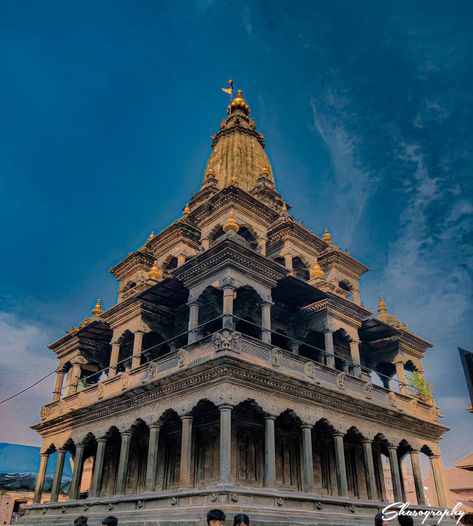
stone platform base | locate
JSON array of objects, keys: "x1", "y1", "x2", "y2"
[{"x1": 20, "y1": 486, "x2": 457, "y2": 526}]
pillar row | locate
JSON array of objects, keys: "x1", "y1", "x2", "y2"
[
  {"x1": 219, "y1": 405, "x2": 233, "y2": 484},
  {"x1": 301, "y1": 424, "x2": 314, "y2": 493},
  {"x1": 388, "y1": 446, "x2": 403, "y2": 501},
  {"x1": 264, "y1": 415, "x2": 276, "y2": 487},
  {"x1": 333, "y1": 433, "x2": 348, "y2": 497},
  {"x1": 89, "y1": 438, "x2": 106, "y2": 498},
  {"x1": 115, "y1": 431, "x2": 132, "y2": 495},
  {"x1": 145, "y1": 424, "x2": 161, "y2": 491},
  {"x1": 362, "y1": 439, "x2": 377, "y2": 500},
  {"x1": 33, "y1": 453, "x2": 49, "y2": 503},
  {"x1": 50, "y1": 448, "x2": 66, "y2": 502},
  {"x1": 69, "y1": 444, "x2": 85, "y2": 500},
  {"x1": 180, "y1": 415, "x2": 193, "y2": 487},
  {"x1": 131, "y1": 331, "x2": 144, "y2": 369},
  {"x1": 108, "y1": 342, "x2": 120, "y2": 379},
  {"x1": 261, "y1": 301, "x2": 272, "y2": 344},
  {"x1": 324, "y1": 330, "x2": 335, "y2": 369}
]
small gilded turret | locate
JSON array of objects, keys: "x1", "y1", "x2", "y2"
[
  {"x1": 310, "y1": 259, "x2": 324, "y2": 280},
  {"x1": 148, "y1": 231, "x2": 155, "y2": 242},
  {"x1": 148, "y1": 260, "x2": 163, "y2": 280},
  {"x1": 92, "y1": 298, "x2": 103, "y2": 317},
  {"x1": 378, "y1": 296, "x2": 388, "y2": 313},
  {"x1": 228, "y1": 89, "x2": 251, "y2": 116},
  {"x1": 183, "y1": 203, "x2": 190, "y2": 216},
  {"x1": 223, "y1": 210, "x2": 240, "y2": 234},
  {"x1": 322, "y1": 228, "x2": 333, "y2": 245}
]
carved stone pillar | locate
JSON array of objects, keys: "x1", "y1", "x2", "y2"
[
  {"x1": 394, "y1": 359, "x2": 407, "y2": 394},
  {"x1": 52, "y1": 369, "x2": 65, "y2": 402},
  {"x1": 131, "y1": 330, "x2": 144, "y2": 369},
  {"x1": 261, "y1": 301, "x2": 272, "y2": 344},
  {"x1": 116, "y1": 431, "x2": 132, "y2": 495},
  {"x1": 257, "y1": 238, "x2": 267, "y2": 256},
  {"x1": 324, "y1": 330, "x2": 335, "y2": 369},
  {"x1": 353, "y1": 287, "x2": 361, "y2": 305},
  {"x1": 89, "y1": 438, "x2": 106, "y2": 498},
  {"x1": 70, "y1": 361, "x2": 82, "y2": 395},
  {"x1": 388, "y1": 446, "x2": 403, "y2": 501},
  {"x1": 349, "y1": 340, "x2": 362, "y2": 378},
  {"x1": 51, "y1": 448, "x2": 66, "y2": 502},
  {"x1": 145, "y1": 424, "x2": 161, "y2": 491},
  {"x1": 69, "y1": 444, "x2": 85, "y2": 500},
  {"x1": 177, "y1": 254, "x2": 186, "y2": 267},
  {"x1": 410, "y1": 450, "x2": 425, "y2": 505},
  {"x1": 430, "y1": 454, "x2": 449, "y2": 507},
  {"x1": 108, "y1": 341, "x2": 120, "y2": 379},
  {"x1": 201, "y1": 238, "x2": 210, "y2": 251},
  {"x1": 33, "y1": 452, "x2": 49, "y2": 503},
  {"x1": 362, "y1": 439, "x2": 377, "y2": 500},
  {"x1": 333, "y1": 433, "x2": 348, "y2": 497},
  {"x1": 187, "y1": 299, "x2": 200, "y2": 344},
  {"x1": 264, "y1": 415, "x2": 276, "y2": 487},
  {"x1": 219, "y1": 405, "x2": 233, "y2": 484},
  {"x1": 289, "y1": 341, "x2": 300, "y2": 355},
  {"x1": 284, "y1": 254, "x2": 293, "y2": 271},
  {"x1": 301, "y1": 424, "x2": 314, "y2": 492},
  {"x1": 222, "y1": 285, "x2": 235, "y2": 329},
  {"x1": 180, "y1": 414, "x2": 193, "y2": 487}
]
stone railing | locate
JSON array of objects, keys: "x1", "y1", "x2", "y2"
[{"x1": 40, "y1": 329, "x2": 439, "y2": 424}]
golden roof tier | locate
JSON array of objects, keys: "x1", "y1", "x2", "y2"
[{"x1": 203, "y1": 89, "x2": 275, "y2": 192}]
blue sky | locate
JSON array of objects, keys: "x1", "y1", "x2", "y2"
[{"x1": 0, "y1": 0, "x2": 472, "y2": 467}]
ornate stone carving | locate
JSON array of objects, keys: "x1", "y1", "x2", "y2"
[
  {"x1": 276, "y1": 497, "x2": 284, "y2": 507},
  {"x1": 177, "y1": 350, "x2": 188, "y2": 368},
  {"x1": 231, "y1": 493, "x2": 239, "y2": 502},
  {"x1": 40, "y1": 407, "x2": 49, "y2": 421},
  {"x1": 364, "y1": 382, "x2": 373, "y2": 399},
  {"x1": 170, "y1": 497, "x2": 178, "y2": 506},
  {"x1": 270, "y1": 348, "x2": 282, "y2": 367},
  {"x1": 212, "y1": 330, "x2": 241, "y2": 353},
  {"x1": 209, "y1": 493, "x2": 218, "y2": 503},
  {"x1": 107, "y1": 503, "x2": 114, "y2": 511},
  {"x1": 388, "y1": 392, "x2": 397, "y2": 407},
  {"x1": 315, "y1": 501, "x2": 323, "y2": 510},
  {"x1": 304, "y1": 361, "x2": 317, "y2": 379},
  {"x1": 136, "y1": 500, "x2": 144, "y2": 509},
  {"x1": 97, "y1": 383, "x2": 105, "y2": 400},
  {"x1": 121, "y1": 372, "x2": 130, "y2": 391},
  {"x1": 336, "y1": 372, "x2": 347, "y2": 390},
  {"x1": 409, "y1": 398, "x2": 418, "y2": 414}
]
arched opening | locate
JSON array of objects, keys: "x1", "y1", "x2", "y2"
[
  {"x1": 59, "y1": 439, "x2": 75, "y2": 500},
  {"x1": 339, "y1": 280, "x2": 354, "y2": 300},
  {"x1": 344, "y1": 427, "x2": 368, "y2": 499},
  {"x1": 333, "y1": 329, "x2": 351, "y2": 372},
  {"x1": 156, "y1": 410, "x2": 182, "y2": 490},
  {"x1": 77, "y1": 363, "x2": 101, "y2": 391},
  {"x1": 313, "y1": 419, "x2": 337, "y2": 496},
  {"x1": 126, "y1": 420, "x2": 149, "y2": 495},
  {"x1": 398, "y1": 439, "x2": 416, "y2": 504},
  {"x1": 99, "y1": 427, "x2": 121, "y2": 497},
  {"x1": 372, "y1": 433, "x2": 391, "y2": 502},
  {"x1": 77, "y1": 433, "x2": 97, "y2": 499},
  {"x1": 299, "y1": 331, "x2": 325, "y2": 363},
  {"x1": 233, "y1": 401, "x2": 264, "y2": 487},
  {"x1": 193, "y1": 400, "x2": 220, "y2": 487},
  {"x1": 271, "y1": 329, "x2": 291, "y2": 352},
  {"x1": 234, "y1": 286, "x2": 262, "y2": 339},
  {"x1": 237, "y1": 226, "x2": 258, "y2": 250},
  {"x1": 275, "y1": 410, "x2": 302, "y2": 490},
  {"x1": 292, "y1": 257, "x2": 310, "y2": 281},
  {"x1": 374, "y1": 362, "x2": 396, "y2": 390},
  {"x1": 141, "y1": 332, "x2": 170, "y2": 363},
  {"x1": 198, "y1": 286, "x2": 223, "y2": 335},
  {"x1": 274, "y1": 256, "x2": 285, "y2": 267},
  {"x1": 61, "y1": 362, "x2": 73, "y2": 397},
  {"x1": 164, "y1": 256, "x2": 178, "y2": 273},
  {"x1": 210, "y1": 226, "x2": 225, "y2": 245},
  {"x1": 117, "y1": 331, "x2": 134, "y2": 373}
]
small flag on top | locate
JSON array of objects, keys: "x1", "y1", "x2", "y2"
[{"x1": 221, "y1": 79, "x2": 234, "y2": 97}]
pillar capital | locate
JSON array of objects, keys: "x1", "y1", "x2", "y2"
[
  {"x1": 121, "y1": 430, "x2": 133, "y2": 438},
  {"x1": 263, "y1": 413, "x2": 277, "y2": 421},
  {"x1": 149, "y1": 422, "x2": 162, "y2": 430},
  {"x1": 180, "y1": 413, "x2": 194, "y2": 422},
  {"x1": 410, "y1": 448, "x2": 420, "y2": 455},
  {"x1": 361, "y1": 438, "x2": 373, "y2": 444},
  {"x1": 301, "y1": 423, "x2": 314, "y2": 430},
  {"x1": 332, "y1": 431, "x2": 345, "y2": 438},
  {"x1": 97, "y1": 437, "x2": 107, "y2": 444},
  {"x1": 40, "y1": 451, "x2": 49, "y2": 458},
  {"x1": 217, "y1": 403, "x2": 234, "y2": 411}
]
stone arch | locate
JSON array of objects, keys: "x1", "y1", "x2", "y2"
[
  {"x1": 374, "y1": 361, "x2": 396, "y2": 390},
  {"x1": 125, "y1": 419, "x2": 149, "y2": 495},
  {"x1": 117, "y1": 330, "x2": 134, "y2": 373},
  {"x1": 192, "y1": 400, "x2": 220, "y2": 486},
  {"x1": 198, "y1": 285, "x2": 223, "y2": 335},
  {"x1": 162, "y1": 255, "x2": 179, "y2": 273},
  {"x1": 299, "y1": 330, "x2": 325, "y2": 363},
  {"x1": 208, "y1": 224, "x2": 225, "y2": 245},
  {"x1": 344, "y1": 427, "x2": 368, "y2": 499},
  {"x1": 156, "y1": 410, "x2": 182, "y2": 490},
  {"x1": 141, "y1": 331, "x2": 170, "y2": 363},
  {"x1": 99, "y1": 426, "x2": 121, "y2": 497},
  {"x1": 234, "y1": 285, "x2": 263, "y2": 339},
  {"x1": 292, "y1": 256, "x2": 310, "y2": 281},
  {"x1": 312, "y1": 418, "x2": 338, "y2": 496},
  {"x1": 275, "y1": 409, "x2": 302, "y2": 490},
  {"x1": 333, "y1": 328, "x2": 351, "y2": 372},
  {"x1": 236, "y1": 224, "x2": 258, "y2": 250},
  {"x1": 76, "y1": 432, "x2": 97, "y2": 498}
]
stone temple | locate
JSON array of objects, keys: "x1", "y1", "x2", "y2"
[{"x1": 25, "y1": 90, "x2": 452, "y2": 525}]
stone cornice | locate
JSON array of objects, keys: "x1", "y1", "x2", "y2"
[
  {"x1": 267, "y1": 220, "x2": 328, "y2": 254},
  {"x1": 318, "y1": 249, "x2": 369, "y2": 278},
  {"x1": 145, "y1": 220, "x2": 201, "y2": 255},
  {"x1": 104, "y1": 298, "x2": 174, "y2": 329},
  {"x1": 109, "y1": 250, "x2": 155, "y2": 280},
  {"x1": 302, "y1": 296, "x2": 372, "y2": 324}
]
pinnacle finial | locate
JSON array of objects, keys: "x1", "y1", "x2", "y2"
[
  {"x1": 223, "y1": 209, "x2": 240, "y2": 233},
  {"x1": 310, "y1": 258, "x2": 324, "y2": 280},
  {"x1": 231, "y1": 174, "x2": 238, "y2": 186},
  {"x1": 148, "y1": 231, "x2": 155, "y2": 242},
  {"x1": 322, "y1": 228, "x2": 333, "y2": 244},
  {"x1": 228, "y1": 89, "x2": 250, "y2": 116},
  {"x1": 183, "y1": 203, "x2": 190, "y2": 216},
  {"x1": 148, "y1": 260, "x2": 162, "y2": 280},
  {"x1": 260, "y1": 166, "x2": 269, "y2": 178},
  {"x1": 378, "y1": 296, "x2": 388, "y2": 313},
  {"x1": 92, "y1": 298, "x2": 102, "y2": 316}
]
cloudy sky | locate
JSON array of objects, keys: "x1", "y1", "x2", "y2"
[{"x1": 0, "y1": 0, "x2": 472, "y2": 468}]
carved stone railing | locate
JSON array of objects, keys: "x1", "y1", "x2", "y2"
[{"x1": 39, "y1": 329, "x2": 438, "y2": 424}]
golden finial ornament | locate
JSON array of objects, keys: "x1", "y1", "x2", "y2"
[
  {"x1": 148, "y1": 231, "x2": 155, "y2": 242},
  {"x1": 223, "y1": 209, "x2": 240, "y2": 233},
  {"x1": 206, "y1": 167, "x2": 215, "y2": 179},
  {"x1": 322, "y1": 228, "x2": 333, "y2": 244},
  {"x1": 92, "y1": 298, "x2": 103, "y2": 316},
  {"x1": 228, "y1": 89, "x2": 251, "y2": 116},
  {"x1": 183, "y1": 203, "x2": 190, "y2": 216},
  {"x1": 310, "y1": 259, "x2": 324, "y2": 280},
  {"x1": 260, "y1": 166, "x2": 269, "y2": 178},
  {"x1": 378, "y1": 296, "x2": 388, "y2": 313},
  {"x1": 148, "y1": 260, "x2": 162, "y2": 280},
  {"x1": 231, "y1": 174, "x2": 238, "y2": 185}
]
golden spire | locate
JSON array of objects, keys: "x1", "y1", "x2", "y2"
[
  {"x1": 228, "y1": 89, "x2": 251, "y2": 116},
  {"x1": 223, "y1": 209, "x2": 240, "y2": 233},
  {"x1": 183, "y1": 203, "x2": 190, "y2": 216},
  {"x1": 378, "y1": 296, "x2": 388, "y2": 313},
  {"x1": 310, "y1": 259, "x2": 324, "y2": 280},
  {"x1": 148, "y1": 260, "x2": 162, "y2": 280},
  {"x1": 92, "y1": 298, "x2": 102, "y2": 316},
  {"x1": 260, "y1": 166, "x2": 269, "y2": 178},
  {"x1": 148, "y1": 231, "x2": 155, "y2": 242},
  {"x1": 322, "y1": 228, "x2": 333, "y2": 244}
]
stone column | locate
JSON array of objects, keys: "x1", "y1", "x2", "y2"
[
  {"x1": 69, "y1": 444, "x2": 85, "y2": 500},
  {"x1": 219, "y1": 405, "x2": 233, "y2": 484},
  {"x1": 410, "y1": 450, "x2": 425, "y2": 505},
  {"x1": 264, "y1": 415, "x2": 276, "y2": 487},
  {"x1": 388, "y1": 446, "x2": 403, "y2": 501},
  {"x1": 180, "y1": 414, "x2": 193, "y2": 487},
  {"x1": 301, "y1": 424, "x2": 314, "y2": 492},
  {"x1": 261, "y1": 301, "x2": 272, "y2": 344},
  {"x1": 284, "y1": 254, "x2": 293, "y2": 271},
  {"x1": 33, "y1": 452, "x2": 49, "y2": 503},
  {"x1": 131, "y1": 330, "x2": 144, "y2": 369},
  {"x1": 89, "y1": 438, "x2": 106, "y2": 498},
  {"x1": 333, "y1": 433, "x2": 348, "y2": 496},
  {"x1": 430, "y1": 454, "x2": 449, "y2": 507},
  {"x1": 222, "y1": 285, "x2": 235, "y2": 329},
  {"x1": 289, "y1": 341, "x2": 300, "y2": 355},
  {"x1": 324, "y1": 330, "x2": 335, "y2": 368},
  {"x1": 394, "y1": 359, "x2": 407, "y2": 394},
  {"x1": 349, "y1": 340, "x2": 362, "y2": 378},
  {"x1": 201, "y1": 238, "x2": 210, "y2": 251},
  {"x1": 52, "y1": 369, "x2": 65, "y2": 402},
  {"x1": 177, "y1": 254, "x2": 186, "y2": 267},
  {"x1": 70, "y1": 362, "x2": 82, "y2": 395},
  {"x1": 115, "y1": 431, "x2": 132, "y2": 495},
  {"x1": 257, "y1": 238, "x2": 267, "y2": 256},
  {"x1": 187, "y1": 299, "x2": 200, "y2": 344},
  {"x1": 145, "y1": 424, "x2": 161, "y2": 491},
  {"x1": 108, "y1": 341, "x2": 120, "y2": 378},
  {"x1": 353, "y1": 287, "x2": 361, "y2": 306},
  {"x1": 362, "y1": 439, "x2": 377, "y2": 500},
  {"x1": 51, "y1": 448, "x2": 66, "y2": 502}
]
